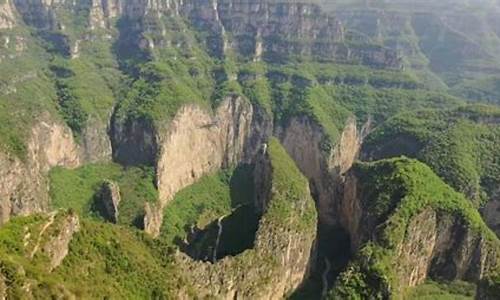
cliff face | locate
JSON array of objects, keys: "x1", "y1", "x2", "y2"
[
  {"x1": 5, "y1": 0, "x2": 400, "y2": 68},
  {"x1": 182, "y1": 0, "x2": 400, "y2": 67},
  {"x1": 156, "y1": 95, "x2": 253, "y2": 204},
  {"x1": 81, "y1": 116, "x2": 112, "y2": 163},
  {"x1": 0, "y1": 0, "x2": 16, "y2": 30},
  {"x1": 279, "y1": 116, "x2": 363, "y2": 227},
  {"x1": 175, "y1": 139, "x2": 317, "y2": 299},
  {"x1": 0, "y1": 117, "x2": 80, "y2": 225},
  {"x1": 135, "y1": 95, "x2": 270, "y2": 236},
  {"x1": 482, "y1": 190, "x2": 500, "y2": 237},
  {"x1": 111, "y1": 116, "x2": 158, "y2": 167},
  {"x1": 335, "y1": 160, "x2": 500, "y2": 297}
]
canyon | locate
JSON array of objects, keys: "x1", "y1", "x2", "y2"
[{"x1": 0, "y1": 0, "x2": 500, "y2": 299}]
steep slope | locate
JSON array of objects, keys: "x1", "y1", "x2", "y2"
[
  {"x1": 331, "y1": 158, "x2": 500, "y2": 299},
  {"x1": 1, "y1": 0, "x2": 500, "y2": 298},
  {"x1": 363, "y1": 105, "x2": 500, "y2": 236},
  {"x1": 0, "y1": 0, "x2": 459, "y2": 229},
  {"x1": 0, "y1": 211, "x2": 183, "y2": 298},
  {"x1": 0, "y1": 138, "x2": 317, "y2": 299},
  {"x1": 174, "y1": 138, "x2": 317, "y2": 299}
]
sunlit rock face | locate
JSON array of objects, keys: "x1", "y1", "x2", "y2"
[{"x1": 0, "y1": 117, "x2": 80, "y2": 225}]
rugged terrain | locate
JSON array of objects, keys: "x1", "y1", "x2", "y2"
[{"x1": 0, "y1": 0, "x2": 500, "y2": 299}]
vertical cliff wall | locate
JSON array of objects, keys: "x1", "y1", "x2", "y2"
[
  {"x1": 133, "y1": 95, "x2": 271, "y2": 236},
  {"x1": 0, "y1": 117, "x2": 80, "y2": 224},
  {"x1": 334, "y1": 159, "x2": 500, "y2": 297},
  {"x1": 278, "y1": 116, "x2": 363, "y2": 226},
  {"x1": 6, "y1": 0, "x2": 400, "y2": 68}
]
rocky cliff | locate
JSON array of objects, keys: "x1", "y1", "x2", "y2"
[
  {"x1": 16, "y1": 210, "x2": 79, "y2": 273},
  {"x1": 4, "y1": 0, "x2": 400, "y2": 68},
  {"x1": 333, "y1": 158, "x2": 500, "y2": 298},
  {"x1": 482, "y1": 190, "x2": 500, "y2": 237},
  {"x1": 97, "y1": 180, "x2": 121, "y2": 223},
  {"x1": 175, "y1": 138, "x2": 317, "y2": 299},
  {"x1": 81, "y1": 116, "x2": 113, "y2": 163},
  {"x1": 278, "y1": 116, "x2": 363, "y2": 227},
  {"x1": 0, "y1": 0, "x2": 16, "y2": 30},
  {"x1": 182, "y1": 0, "x2": 401, "y2": 67},
  {"x1": 128, "y1": 95, "x2": 271, "y2": 236},
  {"x1": 0, "y1": 116, "x2": 80, "y2": 225}
]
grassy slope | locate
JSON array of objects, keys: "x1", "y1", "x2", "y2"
[
  {"x1": 364, "y1": 104, "x2": 500, "y2": 206},
  {"x1": 0, "y1": 212, "x2": 182, "y2": 298},
  {"x1": 265, "y1": 138, "x2": 317, "y2": 231},
  {"x1": 49, "y1": 163, "x2": 158, "y2": 227},
  {"x1": 0, "y1": 26, "x2": 60, "y2": 158},
  {"x1": 405, "y1": 280, "x2": 476, "y2": 300}
]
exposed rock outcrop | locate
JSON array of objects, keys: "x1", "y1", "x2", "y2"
[
  {"x1": 175, "y1": 139, "x2": 317, "y2": 299},
  {"x1": 111, "y1": 116, "x2": 158, "y2": 167},
  {"x1": 156, "y1": 95, "x2": 253, "y2": 204},
  {"x1": 482, "y1": 189, "x2": 500, "y2": 237},
  {"x1": 24, "y1": 211, "x2": 80, "y2": 271},
  {"x1": 5, "y1": 0, "x2": 401, "y2": 69},
  {"x1": 0, "y1": 117, "x2": 80, "y2": 224},
  {"x1": 0, "y1": 0, "x2": 16, "y2": 29},
  {"x1": 279, "y1": 116, "x2": 363, "y2": 226},
  {"x1": 98, "y1": 180, "x2": 121, "y2": 223},
  {"x1": 143, "y1": 202, "x2": 162, "y2": 236},
  {"x1": 335, "y1": 160, "x2": 500, "y2": 296},
  {"x1": 182, "y1": 0, "x2": 401, "y2": 67},
  {"x1": 42, "y1": 212, "x2": 80, "y2": 271},
  {"x1": 81, "y1": 116, "x2": 112, "y2": 163},
  {"x1": 139, "y1": 95, "x2": 270, "y2": 237}
]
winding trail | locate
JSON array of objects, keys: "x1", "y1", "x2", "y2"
[
  {"x1": 29, "y1": 212, "x2": 56, "y2": 259},
  {"x1": 321, "y1": 257, "x2": 332, "y2": 299}
]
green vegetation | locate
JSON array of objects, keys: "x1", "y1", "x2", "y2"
[
  {"x1": 0, "y1": 28, "x2": 60, "y2": 159},
  {"x1": 322, "y1": 0, "x2": 500, "y2": 97},
  {"x1": 0, "y1": 9, "x2": 122, "y2": 155},
  {"x1": 405, "y1": 280, "x2": 476, "y2": 300},
  {"x1": 265, "y1": 138, "x2": 317, "y2": 232},
  {"x1": 330, "y1": 158, "x2": 500, "y2": 298},
  {"x1": 54, "y1": 80, "x2": 88, "y2": 135},
  {"x1": 453, "y1": 76, "x2": 500, "y2": 105},
  {"x1": 0, "y1": 212, "x2": 183, "y2": 299},
  {"x1": 49, "y1": 163, "x2": 158, "y2": 227},
  {"x1": 2, "y1": 1, "x2": 500, "y2": 298},
  {"x1": 160, "y1": 165, "x2": 254, "y2": 246},
  {"x1": 364, "y1": 104, "x2": 500, "y2": 206}
]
